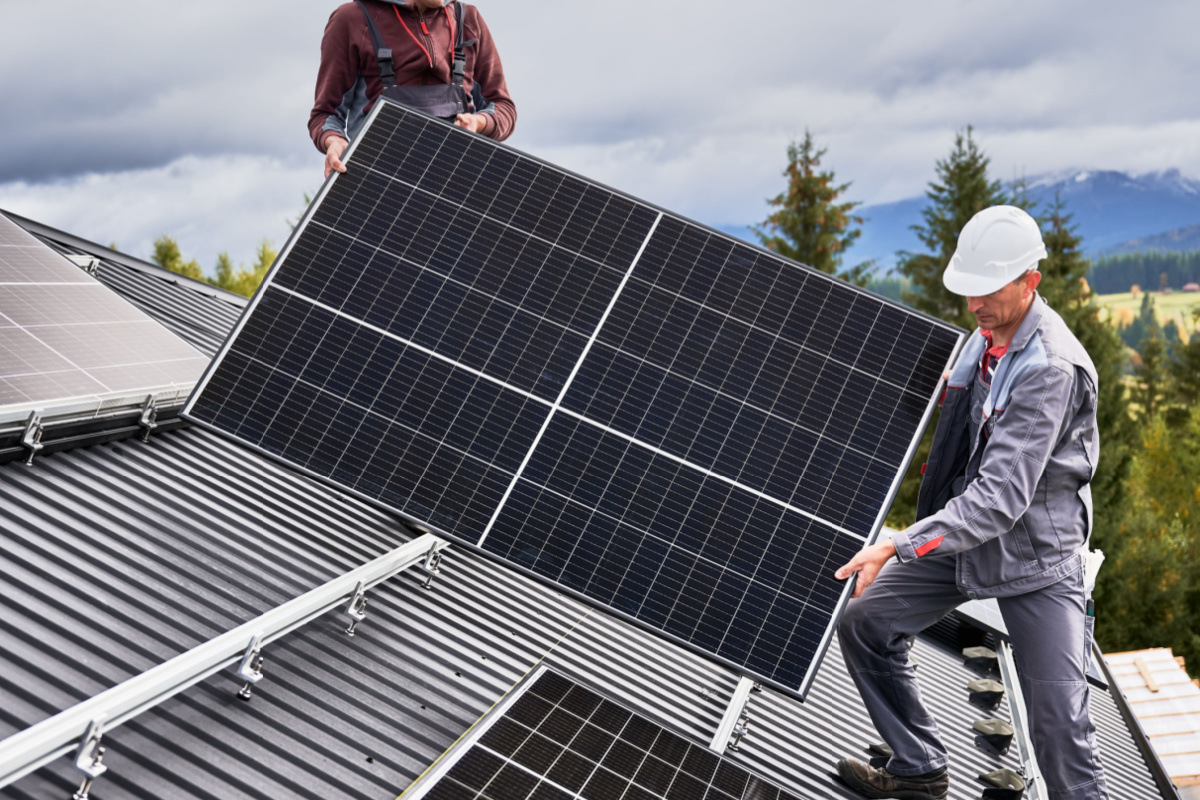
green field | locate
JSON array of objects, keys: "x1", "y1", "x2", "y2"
[{"x1": 1094, "y1": 291, "x2": 1200, "y2": 342}]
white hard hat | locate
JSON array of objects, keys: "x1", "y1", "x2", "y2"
[{"x1": 943, "y1": 205, "x2": 1046, "y2": 297}]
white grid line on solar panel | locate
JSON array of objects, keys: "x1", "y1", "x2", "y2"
[
  {"x1": 269, "y1": 283, "x2": 860, "y2": 539},
  {"x1": 590, "y1": 243, "x2": 823, "y2": 631},
  {"x1": 564, "y1": 240, "x2": 898, "y2": 530},
  {"x1": 476, "y1": 214, "x2": 663, "y2": 545},
  {"x1": 622, "y1": 244, "x2": 934, "y2": 401},
  {"x1": 352, "y1": 148, "x2": 631, "y2": 279},
  {"x1": 740, "y1": 310, "x2": 921, "y2": 668},
  {"x1": 502, "y1": 465, "x2": 851, "y2": 627},
  {"x1": 0, "y1": 319, "x2": 115, "y2": 391},
  {"x1": 583, "y1": 337, "x2": 898, "y2": 471},
  {"x1": 461, "y1": 677, "x2": 797, "y2": 800},
  {"x1": 224, "y1": 344, "x2": 523, "y2": 484}
]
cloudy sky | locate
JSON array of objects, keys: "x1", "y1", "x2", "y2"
[{"x1": 1, "y1": 0, "x2": 1197, "y2": 272}]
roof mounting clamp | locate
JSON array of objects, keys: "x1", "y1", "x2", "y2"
[
  {"x1": 236, "y1": 634, "x2": 265, "y2": 702},
  {"x1": 138, "y1": 395, "x2": 159, "y2": 442},
  {"x1": 21, "y1": 412, "x2": 44, "y2": 466},
  {"x1": 421, "y1": 545, "x2": 444, "y2": 590},
  {"x1": 66, "y1": 254, "x2": 101, "y2": 276},
  {"x1": 345, "y1": 581, "x2": 368, "y2": 636},
  {"x1": 711, "y1": 676, "x2": 757, "y2": 753},
  {"x1": 71, "y1": 718, "x2": 107, "y2": 800}
]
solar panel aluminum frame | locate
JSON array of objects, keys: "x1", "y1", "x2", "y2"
[
  {"x1": 183, "y1": 98, "x2": 966, "y2": 700},
  {"x1": 398, "y1": 664, "x2": 552, "y2": 799}
]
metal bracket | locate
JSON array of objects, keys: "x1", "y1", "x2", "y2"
[
  {"x1": 66, "y1": 255, "x2": 101, "y2": 277},
  {"x1": 21, "y1": 412, "x2": 44, "y2": 466},
  {"x1": 235, "y1": 634, "x2": 264, "y2": 702},
  {"x1": 345, "y1": 581, "x2": 368, "y2": 636},
  {"x1": 71, "y1": 718, "x2": 107, "y2": 800},
  {"x1": 138, "y1": 395, "x2": 159, "y2": 442},
  {"x1": 420, "y1": 545, "x2": 443, "y2": 589}
]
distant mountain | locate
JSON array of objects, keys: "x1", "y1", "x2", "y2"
[
  {"x1": 714, "y1": 169, "x2": 1200, "y2": 273},
  {"x1": 1094, "y1": 222, "x2": 1200, "y2": 257}
]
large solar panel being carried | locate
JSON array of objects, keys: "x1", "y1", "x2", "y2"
[
  {"x1": 399, "y1": 667, "x2": 805, "y2": 800},
  {"x1": 0, "y1": 211, "x2": 208, "y2": 435},
  {"x1": 184, "y1": 100, "x2": 963, "y2": 697}
]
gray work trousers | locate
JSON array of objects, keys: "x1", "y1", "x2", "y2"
[{"x1": 837, "y1": 555, "x2": 1109, "y2": 800}]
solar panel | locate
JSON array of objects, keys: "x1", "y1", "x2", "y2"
[
  {"x1": 400, "y1": 667, "x2": 805, "y2": 800},
  {"x1": 0, "y1": 212, "x2": 208, "y2": 426},
  {"x1": 184, "y1": 101, "x2": 964, "y2": 697}
]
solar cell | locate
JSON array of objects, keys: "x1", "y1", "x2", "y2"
[
  {"x1": 400, "y1": 667, "x2": 804, "y2": 800},
  {"x1": 185, "y1": 101, "x2": 963, "y2": 696},
  {"x1": 0, "y1": 212, "x2": 209, "y2": 426}
]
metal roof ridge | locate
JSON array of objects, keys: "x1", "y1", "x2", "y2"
[{"x1": 3, "y1": 209, "x2": 248, "y2": 308}]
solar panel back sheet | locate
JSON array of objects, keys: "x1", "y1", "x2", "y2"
[{"x1": 184, "y1": 101, "x2": 963, "y2": 697}]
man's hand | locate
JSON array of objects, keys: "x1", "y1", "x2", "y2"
[
  {"x1": 454, "y1": 113, "x2": 489, "y2": 134},
  {"x1": 835, "y1": 540, "x2": 897, "y2": 599},
  {"x1": 324, "y1": 135, "x2": 349, "y2": 179}
]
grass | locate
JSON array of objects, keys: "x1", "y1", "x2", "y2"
[{"x1": 1094, "y1": 291, "x2": 1200, "y2": 342}]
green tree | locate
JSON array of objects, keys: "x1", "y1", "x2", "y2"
[
  {"x1": 755, "y1": 130, "x2": 869, "y2": 285},
  {"x1": 1132, "y1": 332, "x2": 1168, "y2": 421},
  {"x1": 1038, "y1": 195, "x2": 1136, "y2": 556},
  {"x1": 897, "y1": 127, "x2": 1009, "y2": 331},
  {"x1": 1096, "y1": 409, "x2": 1200, "y2": 676},
  {"x1": 1169, "y1": 309, "x2": 1200, "y2": 406},
  {"x1": 214, "y1": 252, "x2": 235, "y2": 289},
  {"x1": 151, "y1": 235, "x2": 205, "y2": 282}
]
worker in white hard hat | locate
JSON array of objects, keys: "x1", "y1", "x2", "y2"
[{"x1": 831, "y1": 206, "x2": 1110, "y2": 800}]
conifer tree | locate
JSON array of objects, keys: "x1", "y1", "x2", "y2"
[
  {"x1": 1039, "y1": 195, "x2": 1136, "y2": 566},
  {"x1": 755, "y1": 130, "x2": 869, "y2": 285},
  {"x1": 1133, "y1": 333, "x2": 1167, "y2": 421},
  {"x1": 1169, "y1": 309, "x2": 1200, "y2": 406},
  {"x1": 897, "y1": 127, "x2": 1008, "y2": 331}
]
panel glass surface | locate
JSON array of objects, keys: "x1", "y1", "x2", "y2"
[
  {"x1": 0, "y1": 212, "x2": 208, "y2": 415},
  {"x1": 403, "y1": 669, "x2": 803, "y2": 800},
  {"x1": 185, "y1": 102, "x2": 963, "y2": 695}
]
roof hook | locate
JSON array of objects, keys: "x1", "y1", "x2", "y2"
[
  {"x1": 345, "y1": 581, "x2": 368, "y2": 636},
  {"x1": 421, "y1": 544, "x2": 443, "y2": 590},
  {"x1": 236, "y1": 634, "x2": 265, "y2": 701},
  {"x1": 138, "y1": 395, "x2": 159, "y2": 442},
  {"x1": 71, "y1": 718, "x2": 108, "y2": 800},
  {"x1": 21, "y1": 412, "x2": 44, "y2": 466}
]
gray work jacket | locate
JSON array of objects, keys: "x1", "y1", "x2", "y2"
[{"x1": 892, "y1": 295, "x2": 1099, "y2": 598}]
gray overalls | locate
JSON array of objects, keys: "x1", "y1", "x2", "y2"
[{"x1": 838, "y1": 297, "x2": 1110, "y2": 800}]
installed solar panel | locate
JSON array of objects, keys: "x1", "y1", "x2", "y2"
[
  {"x1": 185, "y1": 101, "x2": 963, "y2": 696},
  {"x1": 400, "y1": 667, "x2": 804, "y2": 800},
  {"x1": 0, "y1": 212, "x2": 208, "y2": 420}
]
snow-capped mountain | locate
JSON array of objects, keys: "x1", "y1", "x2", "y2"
[{"x1": 719, "y1": 169, "x2": 1200, "y2": 272}]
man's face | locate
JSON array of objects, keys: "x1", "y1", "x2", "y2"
[{"x1": 966, "y1": 272, "x2": 1041, "y2": 331}]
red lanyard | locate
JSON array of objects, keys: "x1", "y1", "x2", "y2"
[{"x1": 394, "y1": 4, "x2": 455, "y2": 70}]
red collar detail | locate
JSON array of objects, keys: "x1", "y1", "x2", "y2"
[{"x1": 980, "y1": 330, "x2": 1009, "y2": 359}]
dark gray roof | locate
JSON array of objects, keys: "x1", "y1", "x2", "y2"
[{"x1": 0, "y1": 218, "x2": 1173, "y2": 800}]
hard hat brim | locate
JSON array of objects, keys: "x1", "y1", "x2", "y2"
[{"x1": 942, "y1": 266, "x2": 1013, "y2": 297}]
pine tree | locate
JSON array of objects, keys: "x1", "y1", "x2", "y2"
[
  {"x1": 214, "y1": 252, "x2": 235, "y2": 290},
  {"x1": 1133, "y1": 333, "x2": 1167, "y2": 421},
  {"x1": 151, "y1": 235, "x2": 205, "y2": 283},
  {"x1": 1038, "y1": 195, "x2": 1136, "y2": 557},
  {"x1": 755, "y1": 130, "x2": 869, "y2": 285},
  {"x1": 1169, "y1": 310, "x2": 1200, "y2": 406},
  {"x1": 897, "y1": 127, "x2": 1008, "y2": 331}
]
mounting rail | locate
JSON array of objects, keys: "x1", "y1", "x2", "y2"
[{"x1": 0, "y1": 533, "x2": 450, "y2": 789}]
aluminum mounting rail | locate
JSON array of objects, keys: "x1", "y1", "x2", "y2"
[
  {"x1": 997, "y1": 639, "x2": 1049, "y2": 800},
  {"x1": 0, "y1": 533, "x2": 450, "y2": 790}
]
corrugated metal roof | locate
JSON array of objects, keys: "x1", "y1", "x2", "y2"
[{"x1": 0, "y1": 220, "x2": 1176, "y2": 800}]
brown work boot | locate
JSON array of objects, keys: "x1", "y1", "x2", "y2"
[{"x1": 836, "y1": 757, "x2": 949, "y2": 800}]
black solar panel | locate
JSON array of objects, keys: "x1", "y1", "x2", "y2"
[
  {"x1": 400, "y1": 668, "x2": 804, "y2": 800},
  {"x1": 185, "y1": 101, "x2": 963, "y2": 696}
]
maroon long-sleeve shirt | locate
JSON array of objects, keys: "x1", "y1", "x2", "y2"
[{"x1": 309, "y1": 1, "x2": 516, "y2": 152}]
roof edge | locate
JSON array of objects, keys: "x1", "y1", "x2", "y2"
[
  {"x1": 2, "y1": 209, "x2": 248, "y2": 308},
  {"x1": 1097, "y1": 643, "x2": 1184, "y2": 800}
]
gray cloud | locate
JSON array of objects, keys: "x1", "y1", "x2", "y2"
[{"x1": 1, "y1": 0, "x2": 1198, "y2": 259}]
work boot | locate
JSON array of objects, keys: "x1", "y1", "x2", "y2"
[{"x1": 836, "y1": 758, "x2": 949, "y2": 800}]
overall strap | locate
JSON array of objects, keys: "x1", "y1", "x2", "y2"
[
  {"x1": 354, "y1": 0, "x2": 396, "y2": 86},
  {"x1": 449, "y1": 1, "x2": 466, "y2": 84}
]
